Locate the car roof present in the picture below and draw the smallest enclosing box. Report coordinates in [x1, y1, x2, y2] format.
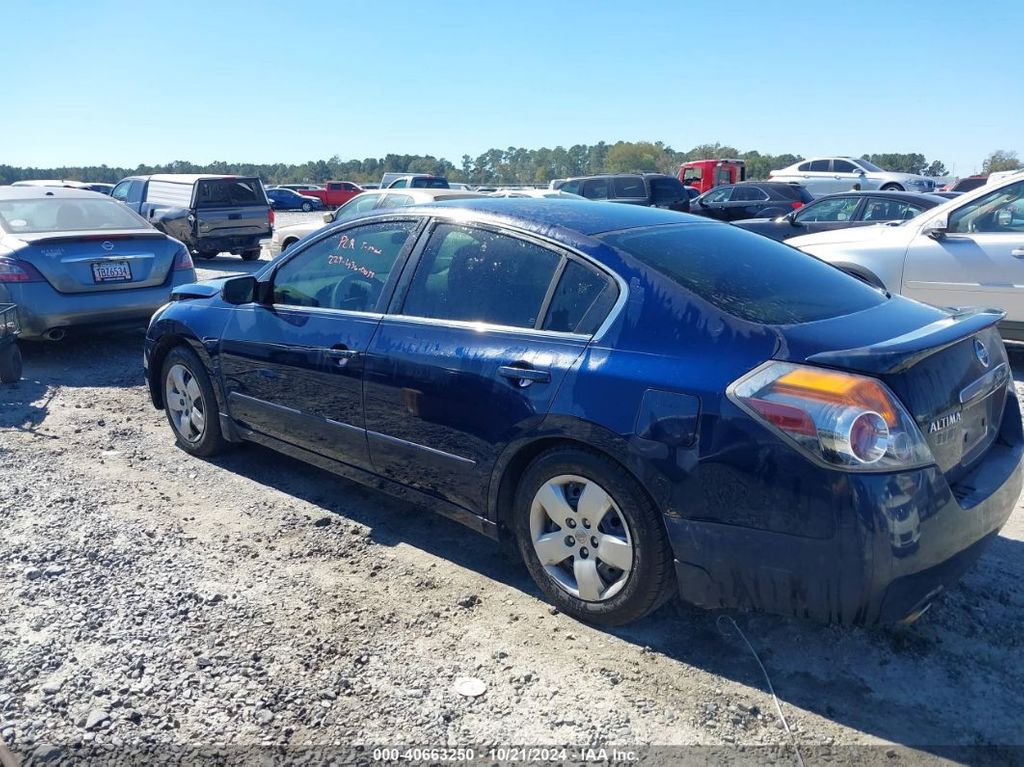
[0, 186, 112, 200]
[146, 174, 261, 184]
[818, 190, 946, 203]
[392, 197, 691, 236]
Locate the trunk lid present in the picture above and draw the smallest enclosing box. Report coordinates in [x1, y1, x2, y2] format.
[15, 230, 176, 294]
[776, 301, 1009, 483]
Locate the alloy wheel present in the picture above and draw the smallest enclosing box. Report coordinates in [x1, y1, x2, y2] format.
[164, 363, 207, 443]
[529, 474, 634, 602]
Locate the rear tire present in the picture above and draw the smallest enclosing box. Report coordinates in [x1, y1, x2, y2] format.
[881, 183, 904, 191]
[513, 447, 675, 626]
[0, 343, 22, 383]
[161, 346, 230, 457]
[241, 249, 261, 261]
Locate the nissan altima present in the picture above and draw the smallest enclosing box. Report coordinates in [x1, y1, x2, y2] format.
[144, 200, 1022, 626]
[0, 187, 196, 340]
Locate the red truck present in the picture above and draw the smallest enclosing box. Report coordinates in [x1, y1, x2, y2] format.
[298, 181, 363, 209]
[678, 159, 746, 194]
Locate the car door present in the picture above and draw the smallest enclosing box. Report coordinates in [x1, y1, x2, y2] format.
[829, 159, 863, 194]
[361, 221, 618, 515]
[728, 185, 771, 220]
[218, 218, 422, 468]
[902, 179, 1024, 324]
[790, 195, 863, 236]
[693, 185, 733, 219]
[800, 159, 834, 196]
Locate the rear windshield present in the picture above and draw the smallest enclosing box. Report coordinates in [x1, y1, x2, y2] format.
[408, 177, 450, 189]
[769, 184, 813, 202]
[0, 198, 148, 234]
[195, 178, 266, 207]
[599, 223, 886, 325]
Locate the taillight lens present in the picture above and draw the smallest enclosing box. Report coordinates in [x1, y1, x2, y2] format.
[268, 208, 275, 227]
[729, 361, 933, 471]
[172, 243, 194, 271]
[0, 257, 44, 283]
[791, 201, 804, 210]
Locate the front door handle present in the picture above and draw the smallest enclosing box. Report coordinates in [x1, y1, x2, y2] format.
[498, 365, 551, 387]
[326, 345, 359, 367]
[1011, 248, 1024, 258]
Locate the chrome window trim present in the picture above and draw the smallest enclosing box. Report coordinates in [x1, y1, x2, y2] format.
[380, 312, 591, 342]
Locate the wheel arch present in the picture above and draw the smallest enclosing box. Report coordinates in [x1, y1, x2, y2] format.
[488, 424, 669, 542]
[147, 324, 222, 412]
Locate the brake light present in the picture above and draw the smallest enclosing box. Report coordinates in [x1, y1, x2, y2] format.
[0, 257, 44, 283]
[268, 208, 275, 227]
[791, 201, 804, 210]
[729, 362, 933, 471]
[172, 244, 194, 271]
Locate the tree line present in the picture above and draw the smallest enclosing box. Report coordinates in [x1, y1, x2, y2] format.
[1, 143, 1018, 187]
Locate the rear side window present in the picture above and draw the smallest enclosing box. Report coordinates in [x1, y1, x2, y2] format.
[731, 186, 768, 202]
[650, 177, 684, 204]
[613, 177, 646, 199]
[543, 260, 617, 334]
[808, 160, 830, 172]
[195, 178, 265, 207]
[582, 179, 610, 200]
[401, 224, 561, 329]
[771, 184, 812, 202]
[599, 224, 886, 325]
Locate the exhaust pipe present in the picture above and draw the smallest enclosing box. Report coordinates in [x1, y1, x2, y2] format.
[43, 328, 66, 342]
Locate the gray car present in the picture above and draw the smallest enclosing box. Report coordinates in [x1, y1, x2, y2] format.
[0, 187, 197, 340]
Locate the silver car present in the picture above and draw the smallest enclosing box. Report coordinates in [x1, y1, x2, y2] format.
[0, 187, 197, 340]
[267, 188, 485, 257]
[769, 157, 937, 196]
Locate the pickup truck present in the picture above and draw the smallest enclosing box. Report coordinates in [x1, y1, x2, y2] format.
[111, 174, 273, 260]
[296, 181, 363, 209]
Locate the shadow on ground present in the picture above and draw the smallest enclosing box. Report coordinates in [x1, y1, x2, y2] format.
[208, 438, 1024, 756]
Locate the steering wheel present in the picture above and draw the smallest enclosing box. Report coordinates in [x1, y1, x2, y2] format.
[329, 271, 383, 311]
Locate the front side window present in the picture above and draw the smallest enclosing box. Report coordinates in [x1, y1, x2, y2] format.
[272, 221, 416, 312]
[862, 199, 917, 222]
[401, 224, 561, 329]
[797, 196, 860, 222]
[832, 160, 857, 173]
[948, 181, 1024, 234]
[560, 180, 581, 195]
[682, 167, 703, 184]
[111, 181, 131, 202]
[702, 186, 732, 204]
[600, 223, 886, 325]
[390, 179, 408, 188]
[338, 193, 383, 215]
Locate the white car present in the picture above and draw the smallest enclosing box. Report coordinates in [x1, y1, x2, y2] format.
[789, 174, 1024, 339]
[489, 189, 586, 199]
[267, 188, 484, 257]
[770, 157, 937, 197]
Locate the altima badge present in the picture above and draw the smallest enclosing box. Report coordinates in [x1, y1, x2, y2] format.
[974, 338, 990, 368]
[928, 411, 962, 434]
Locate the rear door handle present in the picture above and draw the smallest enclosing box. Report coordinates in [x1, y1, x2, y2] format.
[498, 365, 551, 387]
[1012, 248, 1024, 258]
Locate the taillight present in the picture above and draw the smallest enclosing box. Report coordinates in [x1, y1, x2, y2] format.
[268, 208, 275, 227]
[0, 257, 44, 283]
[728, 362, 933, 471]
[791, 201, 804, 210]
[172, 244, 194, 271]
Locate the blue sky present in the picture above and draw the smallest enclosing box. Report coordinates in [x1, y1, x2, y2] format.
[6, 0, 1021, 175]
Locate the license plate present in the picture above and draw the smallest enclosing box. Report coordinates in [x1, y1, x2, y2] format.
[92, 261, 132, 282]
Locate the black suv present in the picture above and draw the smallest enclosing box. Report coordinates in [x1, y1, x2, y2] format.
[554, 173, 690, 212]
[112, 174, 273, 260]
[689, 182, 814, 222]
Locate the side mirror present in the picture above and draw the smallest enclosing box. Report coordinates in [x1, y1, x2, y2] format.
[922, 216, 948, 240]
[786, 211, 800, 226]
[698, 198, 708, 207]
[221, 275, 257, 305]
[322, 211, 334, 224]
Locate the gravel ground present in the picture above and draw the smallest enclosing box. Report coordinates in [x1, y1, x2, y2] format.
[2, 246, 1023, 764]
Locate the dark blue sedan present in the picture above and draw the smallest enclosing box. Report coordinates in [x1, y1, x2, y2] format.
[143, 200, 1023, 626]
[266, 187, 324, 212]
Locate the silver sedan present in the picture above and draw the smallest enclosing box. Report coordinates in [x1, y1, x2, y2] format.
[0, 187, 197, 340]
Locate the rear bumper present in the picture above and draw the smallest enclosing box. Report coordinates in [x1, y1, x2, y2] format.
[194, 232, 270, 254]
[2, 271, 196, 340]
[669, 393, 1024, 625]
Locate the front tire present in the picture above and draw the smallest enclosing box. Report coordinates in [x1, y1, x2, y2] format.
[161, 346, 230, 457]
[513, 447, 675, 626]
[301, 201, 313, 212]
